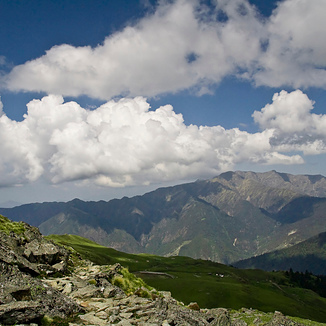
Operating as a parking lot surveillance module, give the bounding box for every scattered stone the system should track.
[79,312,107,326]
[267,311,305,326]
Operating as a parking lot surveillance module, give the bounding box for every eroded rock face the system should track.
[0,221,70,276]
[0,218,81,324]
[0,262,82,325]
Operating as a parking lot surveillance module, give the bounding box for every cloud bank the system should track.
[253,90,326,155]
[1,90,326,188]
[3,0,326,98]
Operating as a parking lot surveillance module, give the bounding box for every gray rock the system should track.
[0,301,43,325]
[0,259,82,325]
[79,312,107,326]
[266,311,304,326]
[70,284,102,299]
[209,308,231,326]
[0,221,70,276]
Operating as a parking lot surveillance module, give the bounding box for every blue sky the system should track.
[0,0,326,205]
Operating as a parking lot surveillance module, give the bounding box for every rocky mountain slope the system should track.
[1,215,313,326]
[0,215,82,324]
[1,170,326,264]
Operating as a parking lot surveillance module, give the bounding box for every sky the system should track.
[0,0,326,205]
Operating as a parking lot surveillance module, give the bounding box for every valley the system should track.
[1,170,326,266]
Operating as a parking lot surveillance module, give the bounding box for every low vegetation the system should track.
[229,309,326,326]
[48,234,326,323]
[111,266,153,297]
[0,214,26,235]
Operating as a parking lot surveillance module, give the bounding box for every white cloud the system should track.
[0,93,310,188]
[253,90,315,133]
[253,90,326,155]
[2,0,325,97]
[1,0,262,98]
[253,0,326,88]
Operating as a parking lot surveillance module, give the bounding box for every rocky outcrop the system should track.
[0,217,70,276]
[0,217,82,324]
[0,261,82,325]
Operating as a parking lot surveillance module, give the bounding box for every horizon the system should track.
[0,0,326,204]
[1,168,325,207]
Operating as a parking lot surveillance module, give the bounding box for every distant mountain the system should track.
[1,170,326,264]
[233,231,326,275]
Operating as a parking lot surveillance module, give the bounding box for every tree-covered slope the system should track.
[234,231,326,275]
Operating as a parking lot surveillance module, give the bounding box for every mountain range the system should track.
[234,231,326,275]
[1,170,326,265]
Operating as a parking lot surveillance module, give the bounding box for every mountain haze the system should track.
[1,170,326,264]
[234,231,326,275]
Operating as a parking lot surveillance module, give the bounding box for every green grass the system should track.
[47,234,326,323]
[0,214,26,235]
[111,267,153,297]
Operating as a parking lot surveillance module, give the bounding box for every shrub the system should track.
[112,267,153,296]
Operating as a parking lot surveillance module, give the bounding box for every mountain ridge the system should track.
[234,231,326,275]
[1,170,326,264]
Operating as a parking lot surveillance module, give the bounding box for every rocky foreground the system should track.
[0,216,307,325]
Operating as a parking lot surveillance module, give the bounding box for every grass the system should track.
[112,267,153,297]
[229,309,326,326]
[47,234,326,323]
[0,214,26,235]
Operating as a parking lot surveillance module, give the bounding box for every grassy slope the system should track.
[0,215,26,234]
[48,234,326,323]
[234,232,326,275]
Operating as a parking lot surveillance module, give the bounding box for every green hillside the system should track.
[48,234,326,323]
[234,232,326,275]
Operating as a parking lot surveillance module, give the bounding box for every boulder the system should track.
[0,301,43,325]
[0,259,82,325]
[0,219,70,276]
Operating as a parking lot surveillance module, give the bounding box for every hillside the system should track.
[48,233,326,323]
[234,232,326,275]
[1,170,326,264]
[1,215,325,325]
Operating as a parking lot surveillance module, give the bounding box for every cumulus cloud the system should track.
[2,0,326,98]
[253,0,326,88]
[253,90,326,155]
[0,92,311,187]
